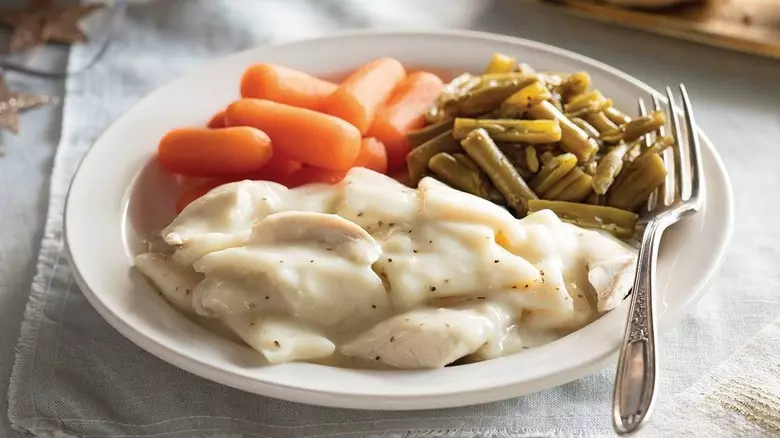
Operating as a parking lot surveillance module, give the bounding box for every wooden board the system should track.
[540,0,780,60]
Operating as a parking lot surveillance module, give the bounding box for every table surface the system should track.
[1,1,779,436]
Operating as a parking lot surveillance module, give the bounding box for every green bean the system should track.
[564,90,611,117]
[543,167,583,200]
[622,111,666,143]
[558,171,594,202]
[527,101,598,161]
[584,111,620,134]
[540,151,555,164]
[605,106,631,125]
[583,160,599,176]
[407,119,455,147]
[549,94,564,112]
[584,192,602,206]
[527,200,639,238]
[593,144,629,195]
[406,130,461,186]
[525,146,540,173]
[499,81,552,118]
[570,117,601,139]
[461,128,538,215]
[451,154,508,202]
[456,80,536,116]
[495,144,533,179]
[452,152,480,172]
[483,52,516,74]
[453,118,562,143]
[531,152,578,194]
[478,72,536,85]
[608,153,667,211]
[426,73,482,123]
[561,71,591,101]
[428,153,504,203]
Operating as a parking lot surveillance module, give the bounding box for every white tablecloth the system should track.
[2,1,779,436]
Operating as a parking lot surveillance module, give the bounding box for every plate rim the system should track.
[64,28,735,410]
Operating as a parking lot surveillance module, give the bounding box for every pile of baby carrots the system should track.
[157,58,444,212]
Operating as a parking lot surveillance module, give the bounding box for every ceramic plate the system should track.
[65,30,733,410]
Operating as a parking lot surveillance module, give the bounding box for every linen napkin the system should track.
[7,1,780,437]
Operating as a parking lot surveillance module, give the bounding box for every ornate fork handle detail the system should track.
[613,218,669,434]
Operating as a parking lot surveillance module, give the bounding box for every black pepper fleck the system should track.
[494,260,499,263]
[378,221,383,226]
[185,289,191,295]
[388,258,393,262]
[390,336,395,342]
[371,304,377,309]
[512,285,517,289]
[408,229,413,234]
[429,240,433,244]
[326,248,333,251]
[375,356,381,360]
[444,279,449,283]
[310,260,314,263]
[577,294,583,298]
[524,284,529,288]
[265,296,270,300]
[445,323,451,328]
[388,222,395,227]
[413,249,418,253]
[430,286,436,291]
[477,296,486,300]
[357,212,364,217]
[274,341,280,347]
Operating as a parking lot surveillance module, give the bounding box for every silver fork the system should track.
[612,85,704,435]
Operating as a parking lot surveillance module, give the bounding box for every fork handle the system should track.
[612,220,667,435]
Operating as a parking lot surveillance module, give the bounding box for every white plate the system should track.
[65,30,733,410]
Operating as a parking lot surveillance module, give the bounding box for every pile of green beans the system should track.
[406,53,673,238]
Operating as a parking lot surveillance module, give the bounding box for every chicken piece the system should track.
[162,181,288,265]
[341,307,500,369]
[250,211,380,264]
[588,256,636,312]
[223,314,335,364]
[417,177,524,246]
[577,224,637,312]
[334,167,420,231]
[193,212,390,329]
[374,221,539,309]
[191,276,287,318]
[134,253,203,314]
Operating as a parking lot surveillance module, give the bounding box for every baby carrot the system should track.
[240,63,338,111]
[225,98,361,171]
[367,71,444,171]
[207,109,226,128]
[324,57,406,135]
[158,126,272,177]
[245,155,303,187]
[288,166,347,187]
[353,137,388,174]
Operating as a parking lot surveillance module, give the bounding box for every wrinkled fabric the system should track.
[5,1,780,437]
